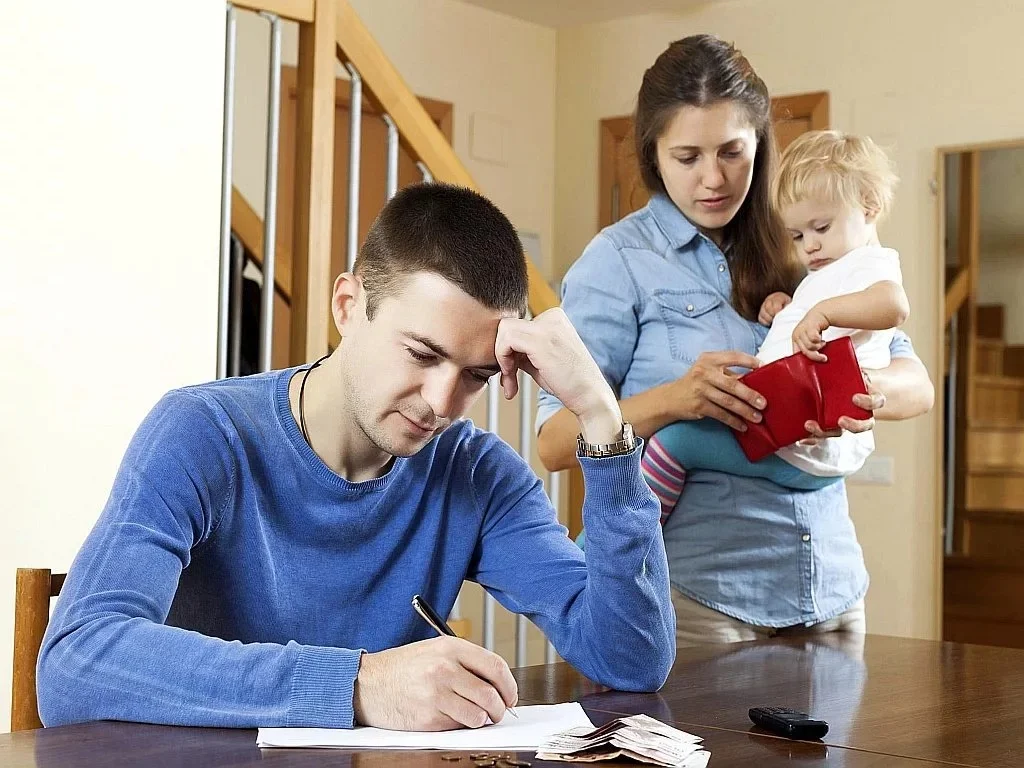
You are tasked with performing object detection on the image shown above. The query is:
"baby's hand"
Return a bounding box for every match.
[758,292,792,326]
[792,307,830,362]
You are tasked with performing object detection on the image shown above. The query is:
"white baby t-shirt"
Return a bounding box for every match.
[758,245,904,477]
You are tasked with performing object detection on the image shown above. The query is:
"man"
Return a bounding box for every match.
[38,184,674,731]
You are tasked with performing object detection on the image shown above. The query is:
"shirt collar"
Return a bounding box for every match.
[648,193,700,249]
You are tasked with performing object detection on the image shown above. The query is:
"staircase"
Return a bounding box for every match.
[944,303,1024,648]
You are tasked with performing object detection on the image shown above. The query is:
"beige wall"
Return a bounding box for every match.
[233,0,557,283]
[0,1,226,731]
[554,0,1024,640]
[977,147,1024,345]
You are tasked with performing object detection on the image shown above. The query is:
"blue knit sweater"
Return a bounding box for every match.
[37,368,674,728]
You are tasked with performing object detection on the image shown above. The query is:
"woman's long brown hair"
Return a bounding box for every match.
[634,35,802,321]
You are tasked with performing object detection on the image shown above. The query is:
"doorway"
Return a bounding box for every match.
[939,139,1024,649]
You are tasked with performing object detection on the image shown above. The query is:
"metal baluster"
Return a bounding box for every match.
[514,372,533,667]
[383,114,398,201]
[483,375,500,652]
[345,63,362,272]
[545,469,561,664]
[216,5,237,380]
[229,234,244,376]
[417,161,434,183]
[944,314,958,556]
[259,12,281,372]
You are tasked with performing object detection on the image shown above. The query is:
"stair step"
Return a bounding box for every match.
[972,375,1024,422]
[977,304,1005,340]
[967,469,1024,511]
[958,508,1024,559]
[973,374,1024,388]
[975,338,1005,375]
[1005,345,1024,378]
[968,426,1024,470]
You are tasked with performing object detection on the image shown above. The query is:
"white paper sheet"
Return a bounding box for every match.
[257,702,594,750]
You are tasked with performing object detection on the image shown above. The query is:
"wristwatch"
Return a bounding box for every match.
[576,422,637,459]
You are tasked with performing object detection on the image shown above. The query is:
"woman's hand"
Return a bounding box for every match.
[801,370,883,443]
[669,351,766,432]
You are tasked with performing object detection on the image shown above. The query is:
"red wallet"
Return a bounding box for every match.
[734,336,872,462]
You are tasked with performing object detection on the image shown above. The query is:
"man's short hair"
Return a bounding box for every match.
[354,183,529,319]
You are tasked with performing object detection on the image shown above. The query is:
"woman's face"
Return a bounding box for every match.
[655,101,758,243]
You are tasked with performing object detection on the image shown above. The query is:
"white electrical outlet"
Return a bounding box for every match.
[849,455,895,485]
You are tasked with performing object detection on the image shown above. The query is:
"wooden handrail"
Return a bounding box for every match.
[230,187,293,302]
[945,265,970,326]
[333,0,559,316]
[232,0,313,22]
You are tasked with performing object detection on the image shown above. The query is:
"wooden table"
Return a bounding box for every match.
[3,634,1023,767]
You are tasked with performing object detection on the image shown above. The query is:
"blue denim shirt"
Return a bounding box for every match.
[537,194,919,627]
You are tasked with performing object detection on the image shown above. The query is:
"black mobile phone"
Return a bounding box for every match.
[749,706,830,740]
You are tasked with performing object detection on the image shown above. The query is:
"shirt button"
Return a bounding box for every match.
[718,264,726,272]
[801,534,811,542]
[686,304,695,312]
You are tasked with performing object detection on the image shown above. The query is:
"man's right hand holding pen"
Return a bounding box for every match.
[352,635,519,731]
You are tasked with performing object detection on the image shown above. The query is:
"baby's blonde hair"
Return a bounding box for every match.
[772,130,899,222]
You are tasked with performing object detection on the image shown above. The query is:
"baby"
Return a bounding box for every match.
[641,130,910,522]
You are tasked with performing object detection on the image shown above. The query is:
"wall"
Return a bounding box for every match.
[555,0,1024,640]
[232,0,557,283]
[0,1,225,731]
[977,147,1024,344]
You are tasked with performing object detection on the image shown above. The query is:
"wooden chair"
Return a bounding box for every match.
[11,568,65,731]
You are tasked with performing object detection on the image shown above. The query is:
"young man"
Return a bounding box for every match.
[37,184,674,732]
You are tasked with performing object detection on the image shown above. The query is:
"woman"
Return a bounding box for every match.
[536,35,933,646]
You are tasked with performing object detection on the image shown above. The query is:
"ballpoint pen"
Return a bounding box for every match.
[411,594,519,719]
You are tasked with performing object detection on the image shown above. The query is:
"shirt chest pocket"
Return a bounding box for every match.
[651,289,730,364]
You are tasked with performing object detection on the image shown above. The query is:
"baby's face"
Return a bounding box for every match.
[782,197,875,271]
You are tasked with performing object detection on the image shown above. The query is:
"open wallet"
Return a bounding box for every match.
[734,336,872,462]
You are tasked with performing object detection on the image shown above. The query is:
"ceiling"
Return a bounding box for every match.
[454,0,717,28]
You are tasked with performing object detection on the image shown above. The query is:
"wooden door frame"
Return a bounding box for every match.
[597,91,830,229]
[771,90,829,131]
[936,135,1024,640]
[599,116,634,230]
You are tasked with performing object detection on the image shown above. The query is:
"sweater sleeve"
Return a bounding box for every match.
[466,432,674,692]
[37,390,363,729]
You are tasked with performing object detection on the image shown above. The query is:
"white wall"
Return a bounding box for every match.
[554,0,1024,640]
[0,1,225,731]
[233,0,557,282]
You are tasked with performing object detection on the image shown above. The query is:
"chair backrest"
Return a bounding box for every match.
[11,568,65,731]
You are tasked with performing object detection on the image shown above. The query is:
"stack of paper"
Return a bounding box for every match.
[536,714,710,768]
[257,703,594,750]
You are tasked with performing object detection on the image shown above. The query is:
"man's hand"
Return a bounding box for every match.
[353,637,518,731]
[758,292,792,327]
[495,308,622,444]
[792,305,831,362]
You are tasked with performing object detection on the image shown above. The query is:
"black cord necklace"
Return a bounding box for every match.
[298,353,331,448]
